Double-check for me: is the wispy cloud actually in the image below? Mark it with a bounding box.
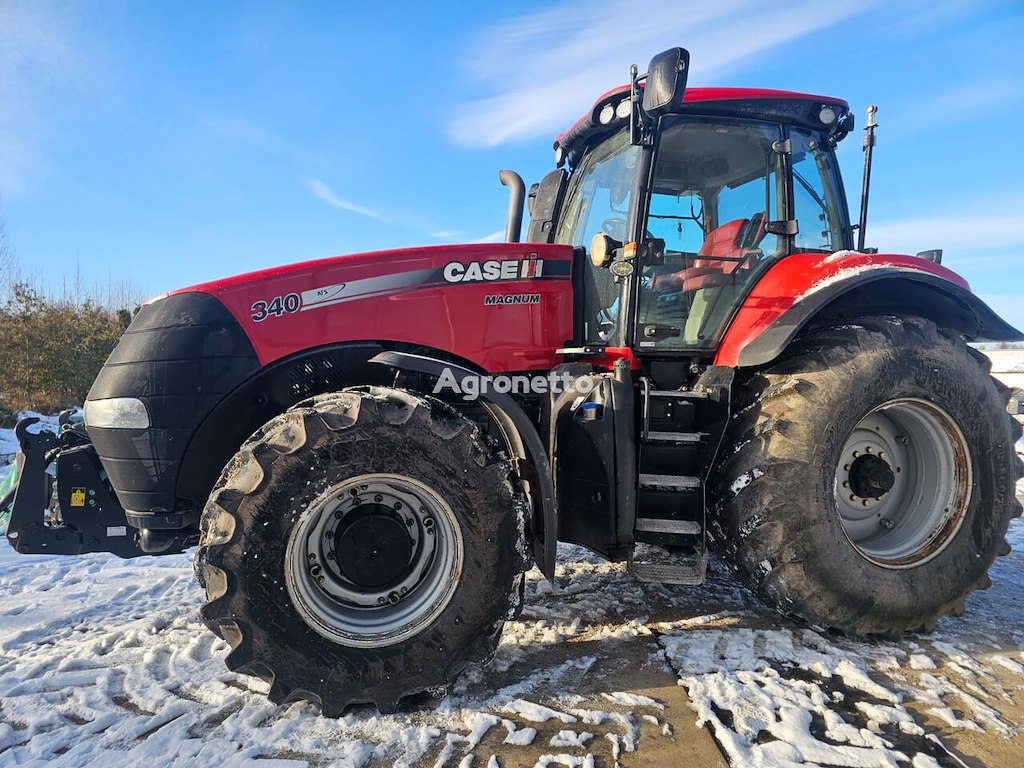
[198,114,283,150]
[430,230,461,240]
[890,79,1023,135]
[303,177,385,221]
[869,204,1024,256]
[447,0,880,147]
[475,229,505,243]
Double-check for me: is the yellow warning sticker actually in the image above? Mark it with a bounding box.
[70,488,86,507]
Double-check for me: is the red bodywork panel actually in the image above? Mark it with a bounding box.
[169,243,575,372]
[713,252,971,367]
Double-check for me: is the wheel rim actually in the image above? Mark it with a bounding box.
[285,473,463,648]
[834,398,972,568]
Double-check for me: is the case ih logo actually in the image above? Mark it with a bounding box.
[443,256,544,283]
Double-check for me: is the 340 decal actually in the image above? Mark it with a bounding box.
[251,293,300,322]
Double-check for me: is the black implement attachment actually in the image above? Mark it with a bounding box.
[5,417,186,558]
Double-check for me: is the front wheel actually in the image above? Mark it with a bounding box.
[195,387,527,714]
[712,316,1022,636]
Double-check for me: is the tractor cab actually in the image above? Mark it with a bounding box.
[532,50,854,359]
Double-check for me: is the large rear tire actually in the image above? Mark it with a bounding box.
[711,316,1022,636]
[195,387,527,714]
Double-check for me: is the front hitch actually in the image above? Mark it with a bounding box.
[4,417,157,557]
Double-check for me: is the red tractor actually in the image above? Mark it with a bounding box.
[6,48,1021,715]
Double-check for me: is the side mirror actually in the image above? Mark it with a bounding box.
[642,47,690,117]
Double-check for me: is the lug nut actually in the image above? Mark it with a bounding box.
[880,518,895,529]
[387,591,400,605]
[374,494,384,503]
[853,450,860,458]
[394,502,402,510]
[865,446,872,453]
[862,499,870,507]
[842,481,849,488]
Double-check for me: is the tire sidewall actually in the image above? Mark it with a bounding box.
[218,392,523,702]
[767,328,1009,627]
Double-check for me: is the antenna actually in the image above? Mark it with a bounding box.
[857,105,878,252]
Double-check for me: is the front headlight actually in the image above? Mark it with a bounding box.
[84,398,151,429]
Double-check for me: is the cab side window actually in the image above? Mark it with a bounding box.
[790,129,845,252]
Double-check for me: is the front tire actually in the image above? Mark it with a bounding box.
[712,316,1022,635]
[195,387,527,714]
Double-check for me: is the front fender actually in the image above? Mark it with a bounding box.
[369,350,557,580]
[715,253,1023,368]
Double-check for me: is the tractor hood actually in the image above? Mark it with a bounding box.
[163,242,576,371]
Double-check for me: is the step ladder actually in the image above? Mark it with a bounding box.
[629,379,711,585]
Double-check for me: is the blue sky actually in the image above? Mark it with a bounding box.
[2,0,1023,326]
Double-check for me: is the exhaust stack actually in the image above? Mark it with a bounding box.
[499,170,525,243]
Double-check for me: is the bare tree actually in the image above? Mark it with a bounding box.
[0,198,21,301]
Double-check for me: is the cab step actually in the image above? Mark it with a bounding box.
[648,388,710,399]
[639,473,700,490]
[643,431,705,443]
[629,543,706,585]
[635,517,701,535]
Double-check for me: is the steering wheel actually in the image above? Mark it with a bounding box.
[601,217,627,241]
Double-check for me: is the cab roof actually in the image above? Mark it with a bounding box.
[555,85,852,167]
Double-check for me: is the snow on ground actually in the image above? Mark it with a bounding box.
[1,521,1023,767]
[1,418,1022,766]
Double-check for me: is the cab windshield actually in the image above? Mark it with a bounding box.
[635,117,787,350]
[555,128,639,344]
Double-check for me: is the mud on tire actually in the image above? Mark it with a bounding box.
[711,315,1023,636]
[195,387,528,715]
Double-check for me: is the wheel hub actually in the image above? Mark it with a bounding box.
[847,453,895,499]
[335,507,414,587]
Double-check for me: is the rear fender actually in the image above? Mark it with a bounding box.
[716,253,1023,368]
[370,350,558,580]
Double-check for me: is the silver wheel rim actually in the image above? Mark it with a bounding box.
[285,473,463,648]
[834,398,972,568]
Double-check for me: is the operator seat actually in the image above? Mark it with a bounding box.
[651,218,750,293]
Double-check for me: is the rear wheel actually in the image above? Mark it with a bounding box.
[196,387,527,714]
[712,316,1022,635]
